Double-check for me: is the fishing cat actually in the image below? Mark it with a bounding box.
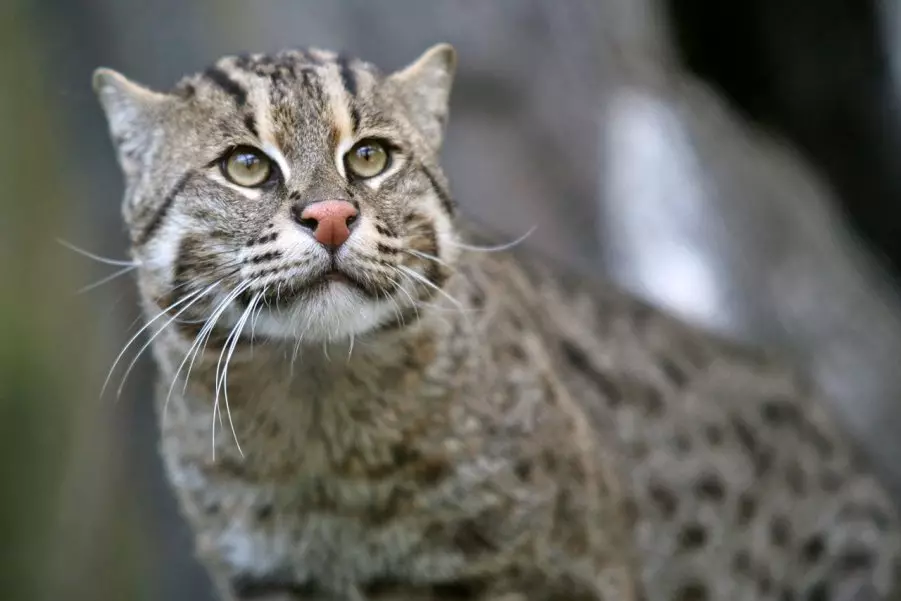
[93,44,901,600]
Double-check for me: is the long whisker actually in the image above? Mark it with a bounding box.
[347,332,355,362]
[402,248,453,269]
[101,285,212,399]
[395,264,464,312]
[183,280,252,397]
[196,280,255,457]
[163,284,244,424]
[76,264,139,295]
[120,262,245,334]
[214,290,261,458]
[58,238,139,267]
[375,282,405,330]
[290,308,314,374]
[391,270,479,319]
[385,273,420,322]
[448,226,537,253]
[214,289,259,418]
[115,281,221,398]
[250,298,266,352]
[386,290,407,329]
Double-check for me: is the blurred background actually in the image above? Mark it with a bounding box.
[4,0,901,599]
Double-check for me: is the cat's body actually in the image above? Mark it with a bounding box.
[94,45,901,600]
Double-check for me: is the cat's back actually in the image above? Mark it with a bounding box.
[465,247,901,600]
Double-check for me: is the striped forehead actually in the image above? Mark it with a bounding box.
[191,50,373,154]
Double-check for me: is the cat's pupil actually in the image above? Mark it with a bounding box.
[357,146,375,162]
[236,153,260,171]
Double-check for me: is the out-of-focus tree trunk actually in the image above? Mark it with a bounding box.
[0,2,147,600]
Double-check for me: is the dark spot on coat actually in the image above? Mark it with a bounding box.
[695,473,726,502]
[452,520,497,556]
[649,482,679,519]
[736,493,757,526]
[678,522,708,551]
[673,580,709,601]
[770,515,792,548]
[801,534,825,565]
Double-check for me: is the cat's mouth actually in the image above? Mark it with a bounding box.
[251,267,375,309]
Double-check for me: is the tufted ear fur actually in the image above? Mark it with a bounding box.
[92,68,171,178]
[388,44,457,153]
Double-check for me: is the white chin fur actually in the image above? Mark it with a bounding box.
[250,281,395,342]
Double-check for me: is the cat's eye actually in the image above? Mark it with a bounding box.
[221,146,273,188]
[344,139,390,180]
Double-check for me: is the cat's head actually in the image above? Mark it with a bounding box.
[94,45,458,343]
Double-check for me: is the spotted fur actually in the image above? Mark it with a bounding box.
[94,45,901,601]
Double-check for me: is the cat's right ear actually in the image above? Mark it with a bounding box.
[92,68,170,176]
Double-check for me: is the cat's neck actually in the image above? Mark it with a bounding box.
[150,276,484,469]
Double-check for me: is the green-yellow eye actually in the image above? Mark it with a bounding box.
[222,146,272,187]
[345,139,390,179]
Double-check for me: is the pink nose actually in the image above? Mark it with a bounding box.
[296,200,358,250]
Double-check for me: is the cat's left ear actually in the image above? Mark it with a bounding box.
[92,68,171,177]
[388,44,457,153]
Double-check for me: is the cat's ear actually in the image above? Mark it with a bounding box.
[92,68,171,176]
[388,44,457,152]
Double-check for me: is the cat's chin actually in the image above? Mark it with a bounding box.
[247,279,398,343]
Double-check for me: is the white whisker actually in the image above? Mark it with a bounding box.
[187,282,253,398]
[115,284,218,398]
[396,264,464,312]
[449,226,537,253]
[377,282,406,330]
[163,290,233,425]
[290,309,313,374]
[388,275,421,322]
[58,238,139,267]
[214,290,261,458]
[251,297,266,345]
[76,264,139,295]
[161,280,249,439]
[191,281,254,457]
[403,248,452,268]
[101,285,212,399]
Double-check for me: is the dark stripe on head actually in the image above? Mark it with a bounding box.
[299,68,325,108]
[137,173,191,246]
[420,164,455,215]
[243,114,259,138]
[204,67,248,106]
[336,55,360,132]
[337,54,358,96]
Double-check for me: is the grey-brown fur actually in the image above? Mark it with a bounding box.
[93,44,901,600]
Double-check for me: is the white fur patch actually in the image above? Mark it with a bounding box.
[219,518,294,577]
[262,142,291,183]
[251,283,397,343]
[361,154,407,190]
[334,136,355,181]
